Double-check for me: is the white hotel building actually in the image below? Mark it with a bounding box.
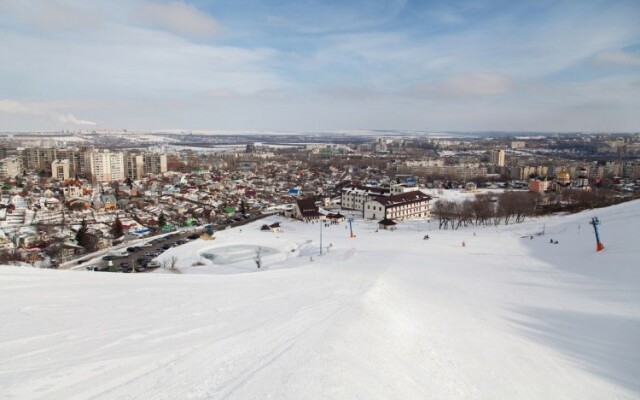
[363,191,431,221]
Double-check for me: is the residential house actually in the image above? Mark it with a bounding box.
[289,198,323,221]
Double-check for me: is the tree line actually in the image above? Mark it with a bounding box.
[432,192,540,230]
[432,188,637,230]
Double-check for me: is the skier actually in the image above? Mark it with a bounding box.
[462,240,466,247]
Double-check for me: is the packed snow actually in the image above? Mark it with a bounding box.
[1,200,639,399]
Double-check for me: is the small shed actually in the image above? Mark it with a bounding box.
[326,212,346,223]
[269,222,282,233]
[378,218,397,231]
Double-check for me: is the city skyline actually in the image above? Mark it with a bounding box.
[1,0,639,132]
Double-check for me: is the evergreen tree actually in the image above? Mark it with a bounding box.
[158,212,167,229]
[75,219,89,249]
[111,217,124,238]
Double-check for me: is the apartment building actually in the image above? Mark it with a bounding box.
[490,149,505,167]
[125,153,145,180]
[85,149,124,182]
[51,160,70,180]
[0,156,23,178]
[144,153,167,175]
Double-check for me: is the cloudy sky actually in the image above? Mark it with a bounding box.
[1,0,639,132]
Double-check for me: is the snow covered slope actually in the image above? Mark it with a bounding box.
[1,200,639,399]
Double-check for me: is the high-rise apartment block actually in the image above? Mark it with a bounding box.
[144,153,167,175]
[490,149,505,167]
[84,149,125,183]
[22,147,89,177]
[125,153,145,180]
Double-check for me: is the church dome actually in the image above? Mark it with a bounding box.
[556,171,571,184]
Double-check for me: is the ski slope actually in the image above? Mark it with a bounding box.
[1,200,639,399]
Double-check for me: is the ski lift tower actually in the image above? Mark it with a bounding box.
[590,217,604,252]
[348,216,355,238]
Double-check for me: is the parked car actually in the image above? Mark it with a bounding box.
[120,262,130,268]
[134,266,146,273]
[102,255,116,261]
[162,244,172,250]
[146,260,161,269]
[187,234,200,240]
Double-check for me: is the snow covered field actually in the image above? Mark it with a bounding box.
[1,200,639,399]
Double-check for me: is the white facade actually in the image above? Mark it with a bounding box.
[62,185,83,198]
[341,185,389,211]
[85,150,125,182]
[0,156,23,178]
[390,184,417,195]
[363,191,431,221]
[51,160,70,180]
[491,149,505,167]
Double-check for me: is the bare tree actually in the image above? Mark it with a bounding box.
[498,191,539,224]
[432,200,456,230]
[471,194,495,225]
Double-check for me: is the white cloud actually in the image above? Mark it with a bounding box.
[416,73,514,99]
[0,100,96,126]
[0,0,102,32]
[595,50,640,67]
[135,1,221,39]
[0,25,285,98]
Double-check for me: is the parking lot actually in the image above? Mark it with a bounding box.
[85,230,204,273]
[81,215,267,273]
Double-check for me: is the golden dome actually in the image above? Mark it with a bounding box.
[556,171,571,183]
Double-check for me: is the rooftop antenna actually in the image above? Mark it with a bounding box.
[589,216,604,252]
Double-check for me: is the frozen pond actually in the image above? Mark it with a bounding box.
[200,244,279,265]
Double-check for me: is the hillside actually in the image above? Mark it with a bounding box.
[1,200,639,399]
